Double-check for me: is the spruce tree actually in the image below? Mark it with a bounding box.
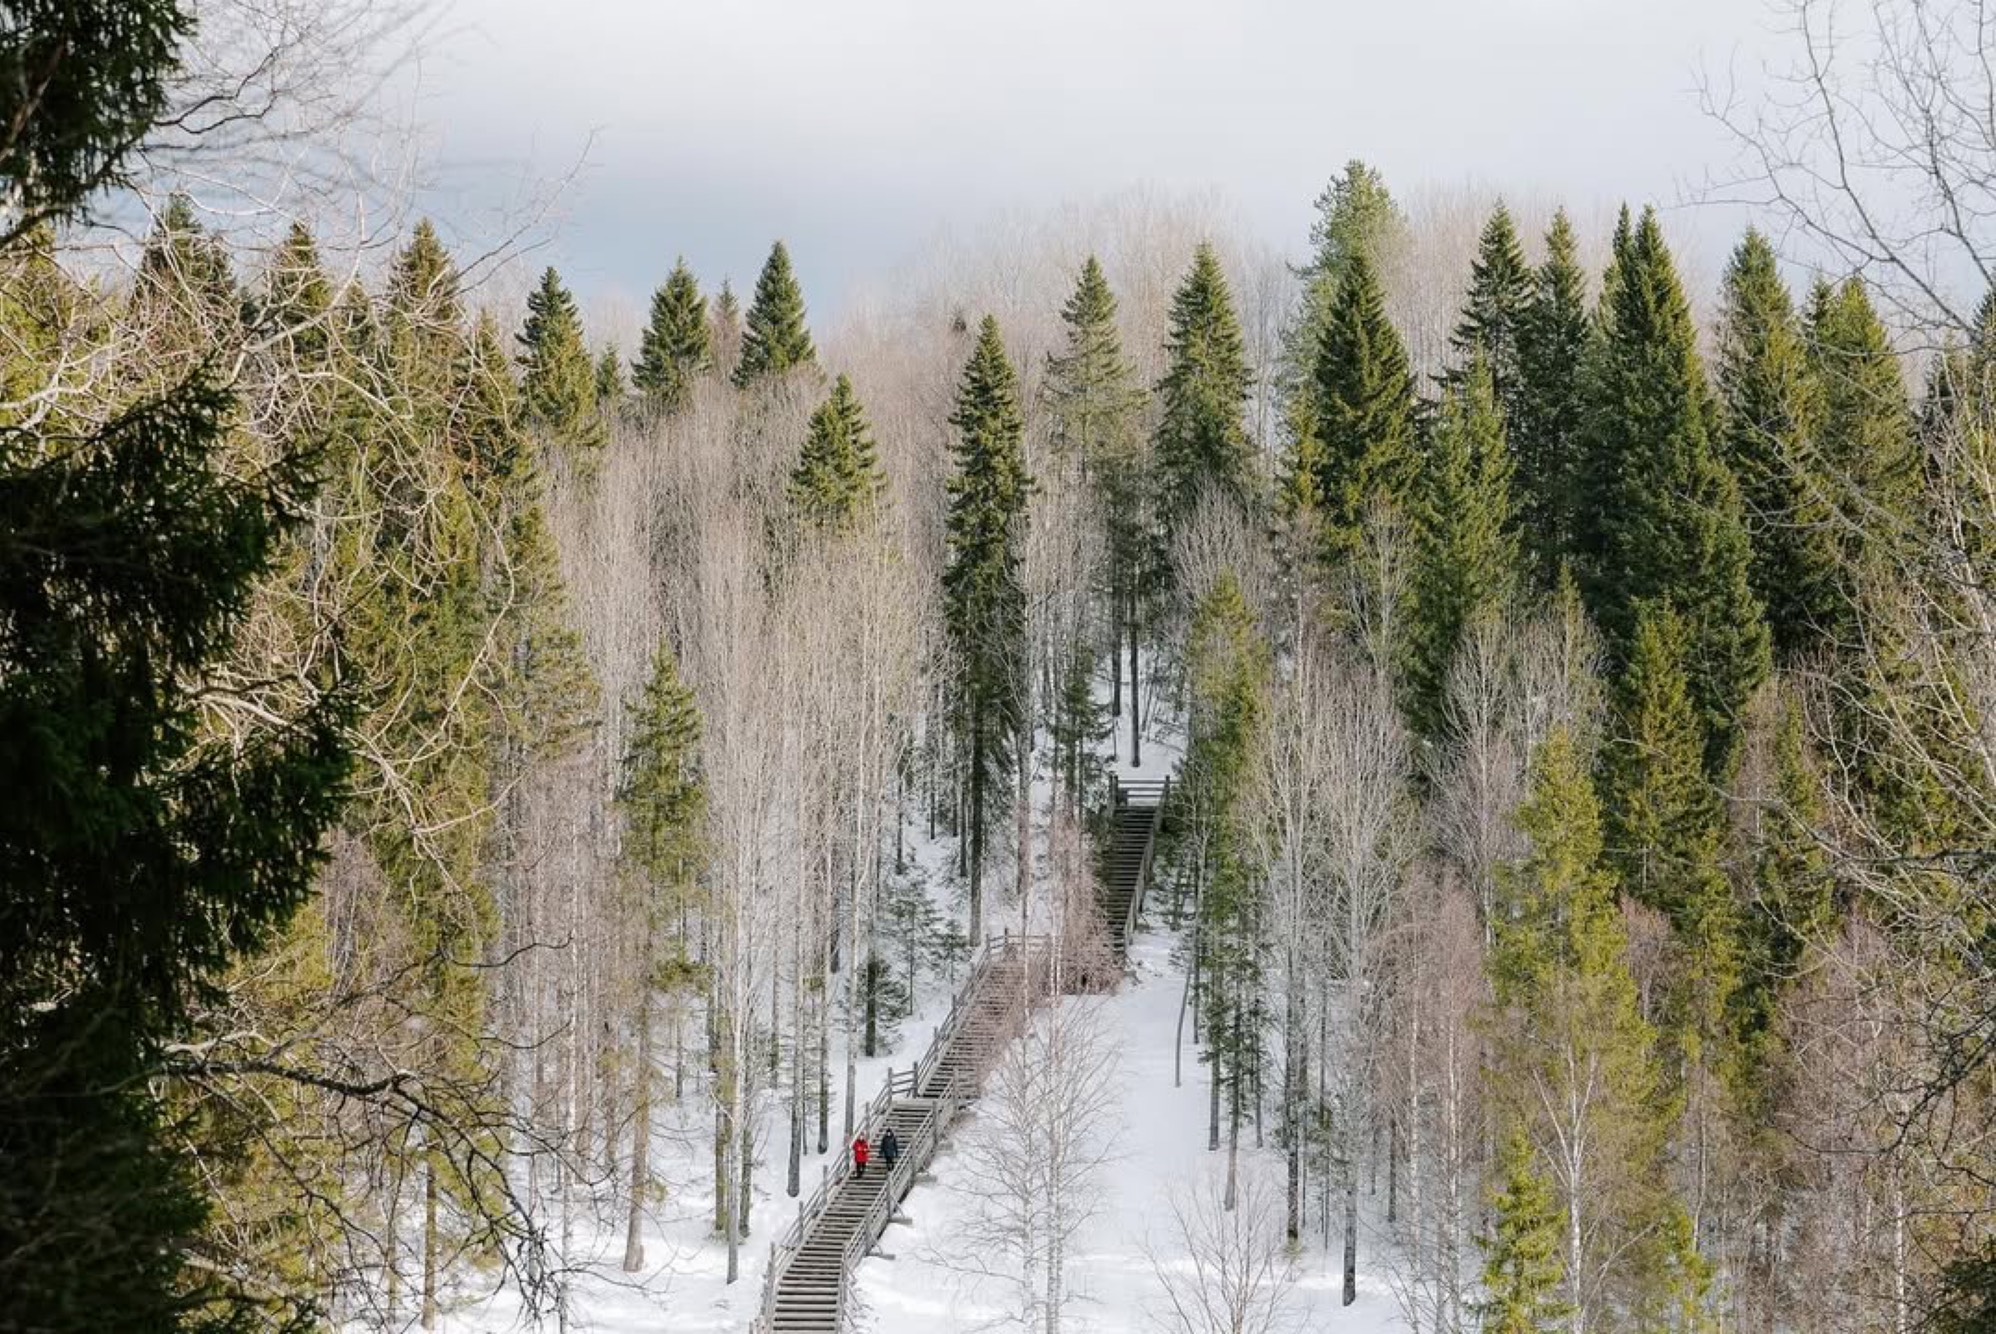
[517,266,605,453]
[1153,243,1256,559]
[1476,1131,1571,1334]
[1599,605,1742,1056]
[943,316,1032,941]
[1044,256,1147,763]
[1493,726,1678,1333]
[1714,230,1840,659]
[596,342,627,406]
[1513,210,1591,587]
[1307,247,1417,561]
[450,311,526,481]
[1446,202,1533,417]
[633,258,711,413]
[789,373,886,529]
[0,12,353,1323]
[710,278,743,385]
[733,240,815,387]
[1739,692,1834,1051]
[1297,159,1404,326]
[1806,275,1924,618]
[1401,356,1518,743]
[1583,207,1770,775]
[1185,570,1270,1178]
[387,218,462,333]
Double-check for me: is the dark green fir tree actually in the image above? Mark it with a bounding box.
[1513,209,1592,588]
[789,373,886,529]
[1713,230,1839,659]
[518,266,606,454]
[733,241,815,387]
[943,316,1032,941]
[1400,356,1518,743]
[633,258,711,413]
[1306,247,1417,561]
[1582,207,1770,775]
[1154,243,1256,561]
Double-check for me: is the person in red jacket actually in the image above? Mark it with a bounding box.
[852,1134,870,1179]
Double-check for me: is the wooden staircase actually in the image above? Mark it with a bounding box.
[749,777,1169,1333]
[751,936,1048,1334]
[1101,775,1169,961]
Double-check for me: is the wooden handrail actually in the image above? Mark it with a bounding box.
[1122,775,1169,945]
[751,933,1054,1333]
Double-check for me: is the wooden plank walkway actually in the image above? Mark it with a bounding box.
[749,781,1167,1333]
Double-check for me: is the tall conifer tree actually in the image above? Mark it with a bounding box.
[1401,357,1518,742]
[733,241,815,387]
[1513,210,1591,587]
[943,317,1032,940]
[1806,275,1924,616]
[1045,256,1147,761]
[634,258,711,413]
[789,374,885,529]
[1447,203,1533,417]
[1714,231,1839,658]
[1583,208,1770,774]
[1476,1131,1572,1334]
[1306,247,1417,561]
[517,266,605,453]
[1154,243,1256,560]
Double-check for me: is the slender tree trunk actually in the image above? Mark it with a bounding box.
[1109,577,1123,723]
[624,980,652,1272]
[1127,592,1141,767]
[422,1156,439,1330]
[1226,1004,1242,1210]
[1208,1012,1223,1153]
[1285,940,1303,1241]
[816,975,830,1155]
[1343,1164,1358,1307]
[969,727,986,941]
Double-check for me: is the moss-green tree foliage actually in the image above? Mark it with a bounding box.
[789,373,886,530]
[0,8,352,1324]
[595,342,627,407]
[1446,203,1532,417]
[709,278,743,385]
[1287,160,1404,387]
[1304,248,1417,562]
[1400,356,1518,742]
[1805,275,1924,613]
[1476,1131,1572,1334]
[130,198,243,383]
[620,638,709,1002]
[633,258,711,413]
[1513,210,1592,588]
[1714,232,1839,659]
[733,240,816,387]
[1493,727,1703,1332]
[517,266,605,454]
[943,316,1032,939]
[1582,207,1771,776]
[1184,571,1270,1143]
[1738,691,1835,1056]
[1154,243,1256,558]
[1600,605,1742,1071]
[1045,255,1145,777]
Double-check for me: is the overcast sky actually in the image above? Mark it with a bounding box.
[412,0,1791,325]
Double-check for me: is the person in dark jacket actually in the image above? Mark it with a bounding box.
[880,1127,901,1173]
[852,1134,870,1179]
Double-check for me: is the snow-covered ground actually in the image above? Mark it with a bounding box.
[431,689,1410,1334]
[853,929,1408,1334]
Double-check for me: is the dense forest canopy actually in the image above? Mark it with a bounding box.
[0,3,1990,1334]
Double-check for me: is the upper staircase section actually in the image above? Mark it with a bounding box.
[1100,775,1169,961]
